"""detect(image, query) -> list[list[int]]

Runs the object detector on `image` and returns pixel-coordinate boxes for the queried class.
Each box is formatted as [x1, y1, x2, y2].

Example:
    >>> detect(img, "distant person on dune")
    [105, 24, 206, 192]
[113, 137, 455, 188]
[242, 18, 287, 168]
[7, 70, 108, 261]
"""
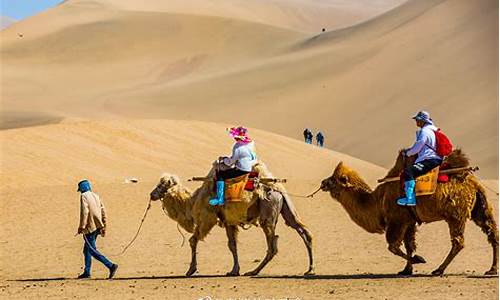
[316, 131, 324, 147]
[76, 180, 118, 279]
[303, 128, 313, 144]
[209, 126, 258, 206]
[397, 111, 449, 207]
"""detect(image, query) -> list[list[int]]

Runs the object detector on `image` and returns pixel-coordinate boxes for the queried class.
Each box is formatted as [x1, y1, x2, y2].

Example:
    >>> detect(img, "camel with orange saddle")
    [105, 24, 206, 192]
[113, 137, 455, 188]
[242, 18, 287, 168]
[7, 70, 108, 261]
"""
[149, 160, 314, 277]
[320, 149, 498, 276]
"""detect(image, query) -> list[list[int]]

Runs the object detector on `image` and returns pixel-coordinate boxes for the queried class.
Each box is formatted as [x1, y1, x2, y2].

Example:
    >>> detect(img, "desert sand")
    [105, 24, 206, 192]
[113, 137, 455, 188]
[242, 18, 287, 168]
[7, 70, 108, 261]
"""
[0, 0, 498, 299]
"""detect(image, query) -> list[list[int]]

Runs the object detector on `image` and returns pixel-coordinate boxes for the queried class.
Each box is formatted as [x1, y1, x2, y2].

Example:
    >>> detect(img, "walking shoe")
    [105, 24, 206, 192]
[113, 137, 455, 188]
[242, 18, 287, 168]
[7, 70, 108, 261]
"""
[77, 272, 91, 279]
[108, 264, 118, 279]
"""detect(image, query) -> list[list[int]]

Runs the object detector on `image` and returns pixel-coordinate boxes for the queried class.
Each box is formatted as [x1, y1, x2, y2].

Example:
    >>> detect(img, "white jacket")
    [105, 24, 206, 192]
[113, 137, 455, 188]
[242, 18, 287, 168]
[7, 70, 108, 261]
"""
[223, 141, 258, 172]
[406, 124, 442, 163]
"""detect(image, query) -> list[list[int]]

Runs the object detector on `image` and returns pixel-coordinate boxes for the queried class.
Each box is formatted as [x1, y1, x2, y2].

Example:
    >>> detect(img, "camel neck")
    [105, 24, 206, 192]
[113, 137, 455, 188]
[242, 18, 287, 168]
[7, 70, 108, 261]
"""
[161, 186, 195, 233]
[337, 189, 385, 234]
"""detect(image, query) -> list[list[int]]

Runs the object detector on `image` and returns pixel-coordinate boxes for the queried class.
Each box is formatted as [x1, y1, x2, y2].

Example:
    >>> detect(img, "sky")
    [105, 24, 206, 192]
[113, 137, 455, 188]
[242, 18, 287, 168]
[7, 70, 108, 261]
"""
[0, 0, 65, 20]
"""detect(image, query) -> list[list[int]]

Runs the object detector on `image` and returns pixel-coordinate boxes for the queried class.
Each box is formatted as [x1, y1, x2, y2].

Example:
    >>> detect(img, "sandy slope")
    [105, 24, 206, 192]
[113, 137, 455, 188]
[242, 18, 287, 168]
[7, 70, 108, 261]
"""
[0, 119, 385, 189]
[1, 0, 497, 177]
[99, 0, 406, 33]
[0, 120, 497, 299]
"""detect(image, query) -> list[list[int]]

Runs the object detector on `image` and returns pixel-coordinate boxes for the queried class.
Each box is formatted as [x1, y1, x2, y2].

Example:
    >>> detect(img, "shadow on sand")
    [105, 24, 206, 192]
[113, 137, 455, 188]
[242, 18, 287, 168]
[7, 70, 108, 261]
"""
[11, 273, 497, 282]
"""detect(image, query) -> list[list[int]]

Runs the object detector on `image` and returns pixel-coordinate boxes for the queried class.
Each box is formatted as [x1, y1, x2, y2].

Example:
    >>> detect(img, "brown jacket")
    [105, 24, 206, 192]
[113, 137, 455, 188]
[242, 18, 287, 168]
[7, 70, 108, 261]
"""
[79, 191, 107, 234]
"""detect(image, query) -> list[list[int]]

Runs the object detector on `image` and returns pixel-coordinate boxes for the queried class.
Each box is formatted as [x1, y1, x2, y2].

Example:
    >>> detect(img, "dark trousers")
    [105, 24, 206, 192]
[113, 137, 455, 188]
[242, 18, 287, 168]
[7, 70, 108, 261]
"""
[404, 158, 442, 181]
[83, 229, 113, 275]
[216, 168, 249, 181]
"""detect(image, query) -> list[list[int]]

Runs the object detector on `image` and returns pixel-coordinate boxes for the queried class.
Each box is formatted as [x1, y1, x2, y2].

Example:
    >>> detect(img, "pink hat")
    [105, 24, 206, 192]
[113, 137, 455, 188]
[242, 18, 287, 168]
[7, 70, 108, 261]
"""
[229, 126, 252, 143]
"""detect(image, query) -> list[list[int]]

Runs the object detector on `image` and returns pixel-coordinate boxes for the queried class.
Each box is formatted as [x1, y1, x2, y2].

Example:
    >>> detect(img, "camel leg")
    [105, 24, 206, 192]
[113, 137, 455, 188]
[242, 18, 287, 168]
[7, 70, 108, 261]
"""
[186, 233, 199, 277]
[243, 190, 281, 276]
[225, 225, 240, 276]
[431, 219, 465, 276]
[280, 193, 315, 275]
[405, 223, 427, 265]
[399, 223, 425, 275]
[386, 222, 415, 275]
[471, 191, 499, 275]
[244, 222, 278, 276]
[186, 218, 217, 277]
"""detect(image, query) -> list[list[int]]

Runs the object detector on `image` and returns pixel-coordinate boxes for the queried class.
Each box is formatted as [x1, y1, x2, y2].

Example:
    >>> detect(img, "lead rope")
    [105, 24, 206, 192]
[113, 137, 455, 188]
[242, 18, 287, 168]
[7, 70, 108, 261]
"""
[77, 198, 152, 257]
[112, 198, 152, 256]
[286, 186, 322, 198]
[160, 205, 186, 247]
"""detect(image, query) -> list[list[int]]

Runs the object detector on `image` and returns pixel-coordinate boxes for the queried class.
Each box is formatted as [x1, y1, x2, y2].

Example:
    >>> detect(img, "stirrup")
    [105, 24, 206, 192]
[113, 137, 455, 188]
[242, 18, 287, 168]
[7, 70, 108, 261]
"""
[397, 197, 408, 206]
[405, 199, 416, 206]
[209, 198, 224, 206]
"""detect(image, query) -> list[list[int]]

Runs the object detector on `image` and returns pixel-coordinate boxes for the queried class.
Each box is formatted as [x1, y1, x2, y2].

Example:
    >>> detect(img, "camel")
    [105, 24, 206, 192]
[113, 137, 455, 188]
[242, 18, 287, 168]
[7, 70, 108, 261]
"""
[149, 162, 314, 277]
[320, 150, 498, 276]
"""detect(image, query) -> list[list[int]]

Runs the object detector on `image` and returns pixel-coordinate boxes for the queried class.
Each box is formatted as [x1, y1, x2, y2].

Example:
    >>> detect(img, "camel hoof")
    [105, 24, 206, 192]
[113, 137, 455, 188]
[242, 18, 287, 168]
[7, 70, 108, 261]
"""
[186, 267, 197, 277]
[431, 269, 444, 276]
[485, 269, 498, 276]
[226, 271, 240, 277]
[398, 268, 413, 276]
[243, 270, 259, 277]
[411, 255, 426, 264]
[304, 269, 315, 276]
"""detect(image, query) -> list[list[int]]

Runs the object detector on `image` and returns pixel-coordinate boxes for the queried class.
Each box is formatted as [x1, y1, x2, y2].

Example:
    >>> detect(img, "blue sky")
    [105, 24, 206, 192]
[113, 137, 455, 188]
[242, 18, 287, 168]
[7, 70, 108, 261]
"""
[0, 0, 65, 20]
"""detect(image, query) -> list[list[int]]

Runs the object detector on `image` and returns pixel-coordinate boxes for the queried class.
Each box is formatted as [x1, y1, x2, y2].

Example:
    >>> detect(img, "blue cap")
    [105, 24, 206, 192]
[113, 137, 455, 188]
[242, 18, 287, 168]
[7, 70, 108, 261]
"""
[412, 111, 433, 124]
[77, 180, 91, 193]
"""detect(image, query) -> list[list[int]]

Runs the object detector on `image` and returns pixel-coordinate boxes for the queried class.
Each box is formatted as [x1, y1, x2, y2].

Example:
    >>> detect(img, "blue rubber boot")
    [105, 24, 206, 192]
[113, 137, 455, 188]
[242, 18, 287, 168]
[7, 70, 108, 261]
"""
[209, 181, 225, 206]
[404, 180, 416, 206]
[397, 180, 416, 206]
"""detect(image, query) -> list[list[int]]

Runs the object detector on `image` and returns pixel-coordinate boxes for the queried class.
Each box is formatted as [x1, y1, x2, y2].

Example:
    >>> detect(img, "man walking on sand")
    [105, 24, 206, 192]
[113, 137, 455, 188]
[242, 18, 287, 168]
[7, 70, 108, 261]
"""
[76, 180, 118, 279]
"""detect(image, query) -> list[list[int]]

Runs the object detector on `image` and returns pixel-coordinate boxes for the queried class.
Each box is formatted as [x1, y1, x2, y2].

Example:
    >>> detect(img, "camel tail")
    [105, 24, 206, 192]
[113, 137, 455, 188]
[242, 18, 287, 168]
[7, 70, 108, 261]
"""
[472, 187, 494, 223]
[471, 187, 499, 241]
[280, 193, 307, 229]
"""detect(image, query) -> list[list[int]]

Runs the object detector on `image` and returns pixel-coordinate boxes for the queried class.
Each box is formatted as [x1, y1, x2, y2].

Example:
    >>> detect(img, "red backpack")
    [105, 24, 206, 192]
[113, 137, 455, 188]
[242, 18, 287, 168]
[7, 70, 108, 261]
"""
[433, 129, 453, 157]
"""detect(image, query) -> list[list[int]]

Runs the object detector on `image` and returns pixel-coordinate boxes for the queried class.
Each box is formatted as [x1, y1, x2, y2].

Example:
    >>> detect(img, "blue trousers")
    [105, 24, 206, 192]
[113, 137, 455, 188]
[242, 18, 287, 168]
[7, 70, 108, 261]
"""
[403, 158, 442, 181]
[83, 230, 113, 275]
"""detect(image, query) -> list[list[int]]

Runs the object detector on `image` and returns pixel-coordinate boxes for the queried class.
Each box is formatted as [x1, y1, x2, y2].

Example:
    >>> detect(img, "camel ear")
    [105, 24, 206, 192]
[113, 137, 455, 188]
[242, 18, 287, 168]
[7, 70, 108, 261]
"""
[170, 175, 180, 185]
[334, 161, 344, 174]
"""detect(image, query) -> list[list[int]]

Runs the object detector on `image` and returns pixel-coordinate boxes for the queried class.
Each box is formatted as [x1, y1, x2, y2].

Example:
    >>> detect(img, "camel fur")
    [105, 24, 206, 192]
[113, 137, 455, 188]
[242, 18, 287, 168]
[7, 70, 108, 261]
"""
[320, 150, 498, 276]
[150, 162, 314, 277]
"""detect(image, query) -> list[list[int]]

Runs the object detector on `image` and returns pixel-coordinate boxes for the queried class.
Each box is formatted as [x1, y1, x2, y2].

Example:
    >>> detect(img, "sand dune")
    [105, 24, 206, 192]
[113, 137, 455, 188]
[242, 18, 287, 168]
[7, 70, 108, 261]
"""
[0, 120, 385, 189]
[99, 0, 406, 33]
[1, 0, 497, 177]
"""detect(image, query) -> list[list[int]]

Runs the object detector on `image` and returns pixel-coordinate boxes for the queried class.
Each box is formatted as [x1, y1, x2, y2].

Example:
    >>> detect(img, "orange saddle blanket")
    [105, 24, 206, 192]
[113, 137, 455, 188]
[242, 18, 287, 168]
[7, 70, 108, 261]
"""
[400, 167, 439, 196]
[223, 172, 259, 202]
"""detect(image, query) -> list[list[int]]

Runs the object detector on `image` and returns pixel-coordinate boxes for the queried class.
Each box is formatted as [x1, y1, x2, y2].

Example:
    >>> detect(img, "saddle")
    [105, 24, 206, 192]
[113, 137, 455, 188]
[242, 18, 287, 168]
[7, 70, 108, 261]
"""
[400, 166, 439, 196]
[224, 171, 259, 202]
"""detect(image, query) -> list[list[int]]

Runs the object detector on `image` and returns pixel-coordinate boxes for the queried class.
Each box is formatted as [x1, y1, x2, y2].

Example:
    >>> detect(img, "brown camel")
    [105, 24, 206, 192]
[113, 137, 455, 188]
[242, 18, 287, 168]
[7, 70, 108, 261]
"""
[149, 162, 314, 277]
[320, 150, 498, 276]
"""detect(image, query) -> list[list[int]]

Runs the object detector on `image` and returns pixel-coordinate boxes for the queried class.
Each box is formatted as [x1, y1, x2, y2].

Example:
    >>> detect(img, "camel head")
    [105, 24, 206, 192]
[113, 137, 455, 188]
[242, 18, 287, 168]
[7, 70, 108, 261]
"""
[321, 162, 350, 197]
[321, 161, 372, 198]
[150, 173, 180, 201]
